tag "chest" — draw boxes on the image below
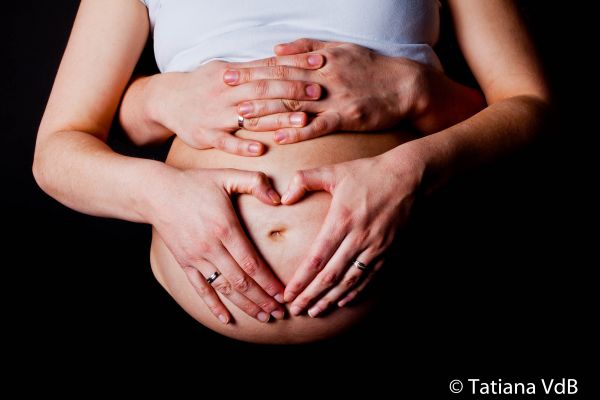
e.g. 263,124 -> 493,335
150,0 -> 439,43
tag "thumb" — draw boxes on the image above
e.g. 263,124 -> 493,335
274,38 -> 328,55
280,167 -> 335,205
221,169 -> 281,205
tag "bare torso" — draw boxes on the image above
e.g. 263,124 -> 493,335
150,129 -> 416,343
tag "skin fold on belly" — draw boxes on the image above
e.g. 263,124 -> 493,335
150,128 -> 416,344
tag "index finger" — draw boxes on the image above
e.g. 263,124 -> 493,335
283,210 -> 346,303
228,53 -> 324,69
223,220 -> 285,303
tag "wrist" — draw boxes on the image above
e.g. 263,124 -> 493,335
144,73 -> 168,128
393,59 -> 432,126
136,161 -> 182,226
144,72 -> 186,130
382,138 -> 440,196
380,141 -> 425,192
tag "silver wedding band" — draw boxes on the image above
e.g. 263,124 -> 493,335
206,271 -> 221,284
237,114 -> 245,128
353,260 -> 369,271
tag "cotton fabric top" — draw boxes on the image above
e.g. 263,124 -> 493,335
138,0 -> 442,72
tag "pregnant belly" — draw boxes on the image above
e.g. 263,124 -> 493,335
150,128 -> 416,343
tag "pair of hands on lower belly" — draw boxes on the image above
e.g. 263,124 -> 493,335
139,39 -> 483,322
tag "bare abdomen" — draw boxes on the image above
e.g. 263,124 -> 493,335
150,129 -> 415,343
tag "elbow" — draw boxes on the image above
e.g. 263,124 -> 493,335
520,93 -> 555,124
128,134 -> 160,147
32,132 -> 58,196
32,147 -> 50,195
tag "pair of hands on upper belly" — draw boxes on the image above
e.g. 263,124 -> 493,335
144,38 -> 478,154
138,39 -> 484,321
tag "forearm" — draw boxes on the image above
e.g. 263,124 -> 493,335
119,74 -> 174,146
395,95 -> 551,194
33,131 -> 169,224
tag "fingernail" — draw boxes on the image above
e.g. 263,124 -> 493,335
268,189 -> 281,204
305,84 -> 319,98
223,70 -> 239,84
290,113 -> 305,127
271,310 -> 285,320
274,293 -> 284,303
307,54 -> 322,66
338,299 -> 347,307
274,131 -> 287,143
290,305 -> 302,316
219,314 -> 229,324
280,192 -> 290,204
307,307 -> 320,318
257,311 -> 270,322
238,102 -> 254,116
248,143 -> 261,154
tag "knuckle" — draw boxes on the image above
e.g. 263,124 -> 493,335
281,99 -> 302,112
273,65 -> 289,80
194,282 -> 212,297
242,302 -> 258,316
255,80 -> 270,97
288,282 -> 303,296
286,128 -> 300,143
239,254 -> 260,277
262,282 -> 278,296
347,102 -> 367,122
214,281 -> 233,296
319,271 -> 338,287
257,300 -> 276,312
246,117 -> 260,128
252,101 -> 265,114
213,223 -> 232,240
264,56 -> 278,67
354,230 -> 370,247
337,205 -> 354,227
253,171 -> 268,184
344,275 -> 359,289
240,69 -> 252,83
295,296 -> 311,309
182,255 -> 201,270
312,117 -> 330,133
279,114 -> 289,128
292,171 -> 305,186
193,241 -> 211,257
210,304 -> 223,316
286,82 -> 301,99
346,43 -> 361,51
235,139 -> 247,155
345,290 -> 358,302
308,255 -> 325,272
326,47 -> 342,59
214,135 -> 228,150
231,275 -> 251,293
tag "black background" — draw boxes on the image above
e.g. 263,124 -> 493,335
4,1 -> 596,396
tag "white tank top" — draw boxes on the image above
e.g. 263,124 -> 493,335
139,0 -> 442,73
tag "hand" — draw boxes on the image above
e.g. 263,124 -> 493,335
147,166 -> 287,323
225,38 -> 485,143
224,39 -> 427,144
145,53 -> 324,155
280,147 -> 426,317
